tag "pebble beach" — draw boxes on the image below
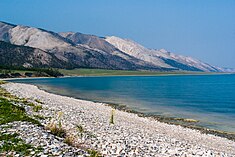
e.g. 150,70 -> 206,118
1,82 -> 235,157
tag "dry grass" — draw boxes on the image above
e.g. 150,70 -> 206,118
64,134 -> 77,146
46,120 -> 66,138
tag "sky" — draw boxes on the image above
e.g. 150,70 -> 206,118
0,0 -> 235,68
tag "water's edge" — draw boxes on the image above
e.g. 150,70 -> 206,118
34,83 -> 235,141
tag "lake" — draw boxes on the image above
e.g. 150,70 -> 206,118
9,74 -> 235,132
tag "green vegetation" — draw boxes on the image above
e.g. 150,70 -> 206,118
59,68 -> 213,76
0,86 -> 43,156
0,98 -> 41,126
35,99 -> 43,104
0,87 -> 19,101
13,98 -> 43,113
26,102 -> 35,107
0,66 -> 223,78
0,65 -> 63,78
0,87 -> 34,107
76,125 -> 84,133
0,133 -> 42,156
87,149 -> 102,157
32,105 -> 43,112
0,83 -> 101,155
76,124 -> 85,138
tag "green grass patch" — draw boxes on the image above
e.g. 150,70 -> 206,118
0,133 -> 42,155
32,105 -> 43,112
0,97 -> 41,126
0,91 -> 43,155
26,102 -> 35,107
35,99 -> 43,104
59,68 -> 212,76
0,88 -> 17,99
76,125 -> 84,133
87,149 -> 102,157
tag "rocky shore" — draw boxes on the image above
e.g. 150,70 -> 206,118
1,82 -> 235,156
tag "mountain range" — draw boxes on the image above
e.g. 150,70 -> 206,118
0,21 -> 232,72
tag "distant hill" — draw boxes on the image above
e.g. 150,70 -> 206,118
0,41 -> 66,68
105,36 -> 222,72
0,21 -> 233,72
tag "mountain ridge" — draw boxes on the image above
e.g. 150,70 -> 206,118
0,21 -> 233,72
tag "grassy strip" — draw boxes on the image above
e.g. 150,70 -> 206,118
0,97 -> 41,126
59,68 -> 215,76
32,105 -> 43,112
0,133 -> 42,156
0,83 -> 41,126
0,86 -> 43,113
0,85 -> 42,155
0,87 -> 22,102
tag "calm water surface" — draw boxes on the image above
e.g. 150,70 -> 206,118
10,74 -> 235,132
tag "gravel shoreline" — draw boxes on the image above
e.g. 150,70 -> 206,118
1,82 -> 235,156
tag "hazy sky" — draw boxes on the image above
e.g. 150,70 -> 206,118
1,0 -> 235,68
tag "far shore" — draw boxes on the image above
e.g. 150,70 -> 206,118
1,70 -> 234,81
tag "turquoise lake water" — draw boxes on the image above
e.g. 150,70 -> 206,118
10,74 -> 235,132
